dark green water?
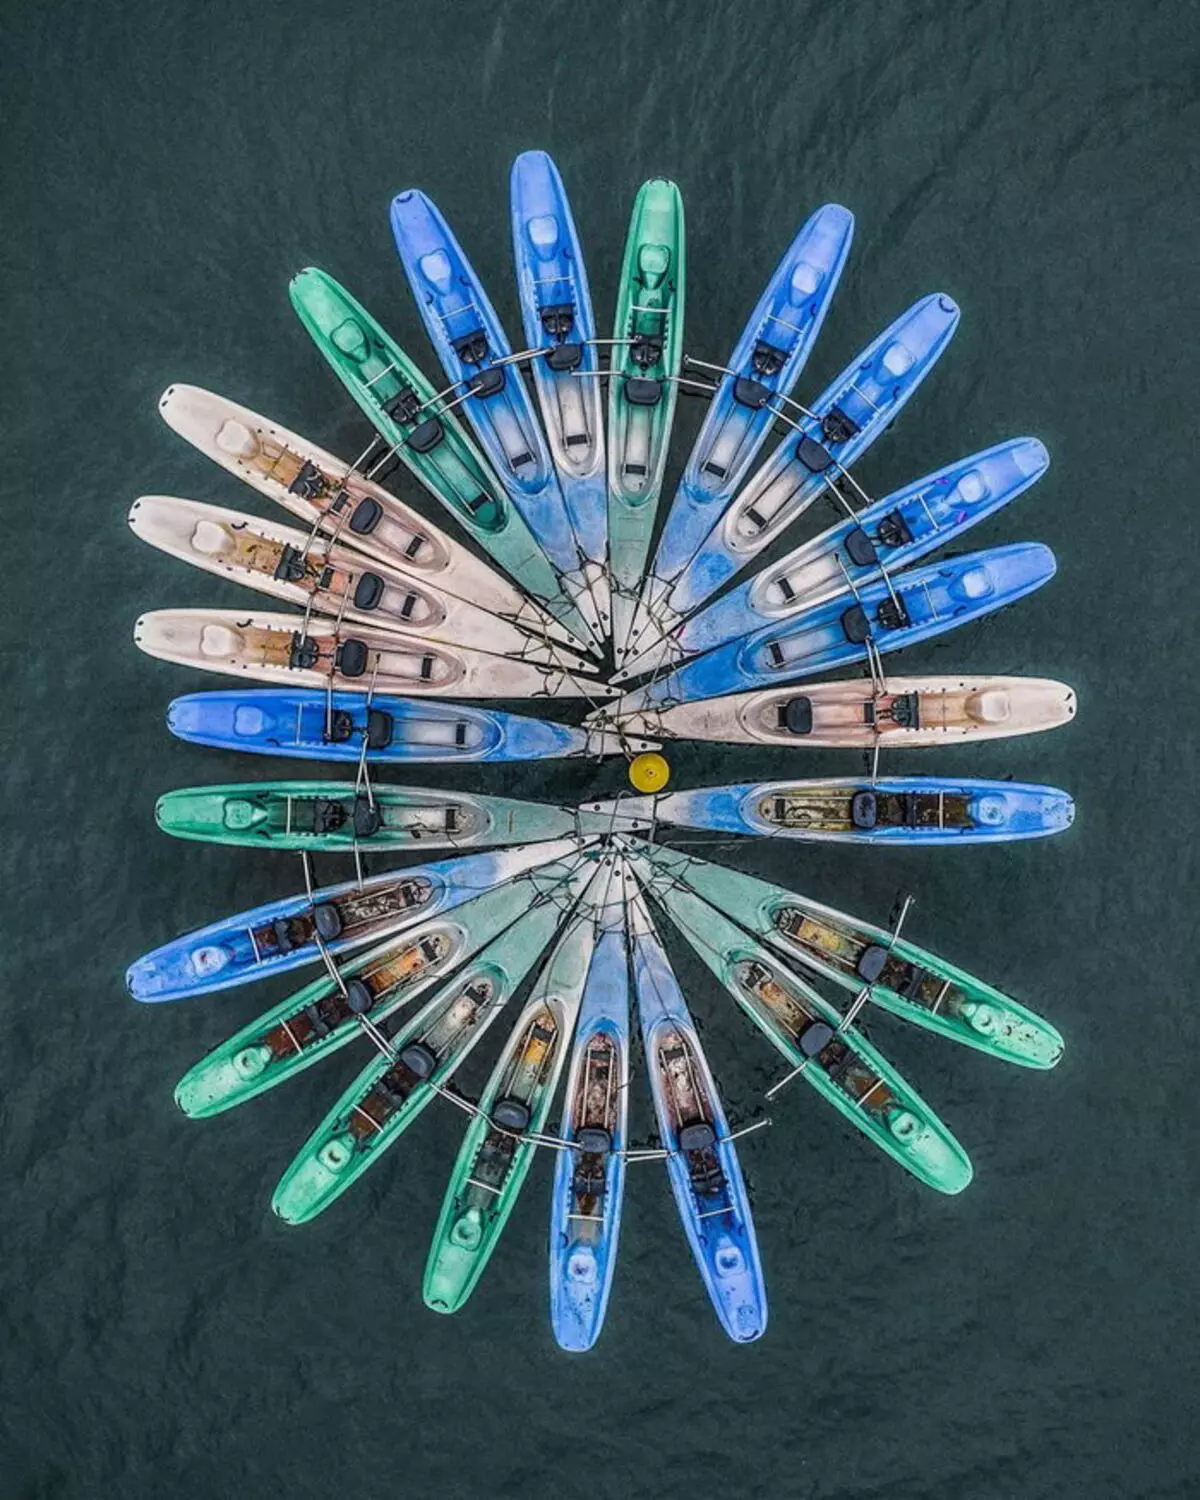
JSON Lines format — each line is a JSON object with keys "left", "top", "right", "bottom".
{"left": 4, "top": 2, "right": 1198, "bottom": 1495}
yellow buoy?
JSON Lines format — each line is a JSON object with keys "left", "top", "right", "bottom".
{"left": 629, "top": 752, "right": 671, "bottom": 794}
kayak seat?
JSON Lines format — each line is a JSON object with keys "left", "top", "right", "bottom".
{"left": 795, "top": 435, "right": 834, "bottom": 473}
{"left": 290, "top": 633, "right": 321, "bottom": 671}
{"left": 821, "top": 405, "right": 860, "bottom": 445}
{"left": 630, "top": 334, "right": 663, "bottom": 369}
{"left": 288, "top": 460, "right": 328, "bottom": 500}
{"left": 540, "top": 304, "right": 576, "bottom": 339}
{"left": 844, "top": 528, "right": 878, "bottom": 568}
{"left": 384, "top": 387, "right": 423, "bottom": 426}
{"left": 856, "top": 944, "right": 889, "bottom": 984}
{"left": 778, "top": 696, "right": 814, "bottom": 735}
{"left": 733, "top": 376, "right": 771, "bottom": 410}
{"left": 492, "top": 1097, "right": 531, "bottom": 1133}
{"left": 366, "top": 709, "right": 393, "bottom": 749}
{"left": 877, "top": 596, "right": 911, "bottom": 631}
{"left": 851, "top": 790, "right": 878, "bottom": 830}
{"left": 273, "top": 544, "right": 308, "bottom": 583}
{"left": 751, "top": 339, "right": 789, "bottom": 378}
{"left": 312, "top": 799, "right": 349, "bottom": 834}
{"left": 352, "top": 795, "right": 383, "bottom": 839}
{"left": 328, "top": 710, "right": 356, "bottom": 744}
{"left": 343, "top": 979, "right": 374, "bottom": 1015}
{"left": 467, "top": 367, "right": 506, "bottom": 399}
{"left": 799, "top": 1019, "right": 835, "bottom": 1058}
{"left": 452, "top": 331, "right": 490, "bottom": 366}
{"left": 353, "top": 573, "right": 385, "bottom": 611}
{"left": 877, "top": 510, "right": 914, "bottom": 549}
{"left": 312, "top": 903, "right": 344, "bottom": 942}
{"left": 406, "top": 417, "right": 445, "bottom": 454}
{"left": 577, "top": 1126, "right": 613, "bottom": 1156}
{"left": 679, "top": 1121, "right": 716, "bottom": 1154}
{"left": 547, "top": 342, "right": 582, "bottom": 372}
{"left": 841, "top": 604, "right": 871, "bottom": 644}
{"left": 888, "top": 692, "right": 921, "bottom": 729}
{"left": 626, "top": 377, "right": 662, "bottom": 407}
{"left": 347, "top": 497, "right": 382, "bottom": 535}
{"left": 336, "top": 639, "right": 369, "bottom": 678}
{"left": 399, "top": 1041, "right": 437, "bottom": 1080}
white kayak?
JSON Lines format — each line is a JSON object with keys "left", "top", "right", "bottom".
{"left": 128, "top": 495, "right": 594, "bottom": 673}
{"left": 134, "top": 609, "right": 616, "bottom": 700}
{"left": 601, "top": 675, "right": 1078, "bottom": 748}
{"left": 157, "top": 383, "right": 589, "bottom": 654}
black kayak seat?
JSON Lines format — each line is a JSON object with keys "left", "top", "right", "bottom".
{"left": 406, "top": 416, "right": 444, "bottom": 454}
{"left": 841, "top": 604, "right": 871, "bottom": 644}
{"left": 313, "top": 798, "right": 348, "bottom": 834}
{"left": 877, "top": 596, "right": 911, "bottom": 631}
{"left": 399, "top": 1041, "right": 437, "bottom": 1080}
{"left": 780, "top": 696, "right": 814, "bottom": 735}
{"left": 365, "top": 709, "right": 393, "bottom": 749}
{"left": 290, "top": 633, "right": 321, "bottom": 670}
{"left": 343, "top": 979, "right": 374, "bottom": 1015}
{"left": 273, "top": 545, "right": 308, "bottom": 583}
{"left": 329, "top": 710, "right": 356, "bottom": 744}
{"left": 821, "top": 405, "right": 860, "bottom": 445}
{"left": 312, "top": 903, "right": 344, "bottom": 942}
{"left": 796, "top": 434, "right": 834, "bottom": 473}
{"left": 577, "top": 1126, "right": 613, "bottom": 1156}
{"left": 467, "top": 366, "right": 506, "bottom": 399}
{"left": 336, "top": 639, "right": 369, "bottom": 678}
{"left": 856, "top": 944, "right": 889, "bottom": 984}
{"left": 889, "top": 692, "right": 921, "bottom": 730}
{"left": 540, "top": 303, "right": 575, "bottom": 338}
{"left": 679, "top": 1121, "right": 716, "bottom": 1154}
{"left": 876, "top": 509, "right": 913, "bottom": 549}
{"left": 630, "top": 334, "right": 663, "bottom": 368}
{"left": 751, "top": 339, "right": 789, "bottom": 378}
{"left": 547, "top": 341, "right": 583, "bottom": 372}
{"left": 492, "top": 1097, "right": 531, "bottom": 1133}
{"left": 348, "top": 497, "right": 383, "bottom": 535}
{"left": 626, "top": 376, "right": 662, "bottom": 407}
{"left": 384, "top": 386, "right": 423, "bottom": 426}
{"left": 844, "top": 527, "right": 878, "bottom": 568}
{"left": 353, "top": 573, "right": 385, "bottom": 611}
{"left": 288, "top": 460, "right": 326, "bottom": 499}
{"left": 733, "top": 375, "right": 771, "bottom": 410}
{"left": 799, "top": 1020, "right": 835, "bottom": 1058}
{"left": 851, "top": 790, "right": 878, "bottom": 830}
{"left": 352, "top": 795, "right": 383, "bottom": 839}
{"left": 452, "top": 331, "right": 490, "bottom": 365}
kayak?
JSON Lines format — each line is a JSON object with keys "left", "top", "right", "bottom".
{"left": 605, "top": 542, "right": 1057, "bottom": 713}
{"left": 630, "top": 203, "right": 854, "bottom": 650}
{"left": 628, "top": 885, "right": 766, "bottom": 1343}
{"left": 165, "top": 690, "right": 653, "bottom": 763}
{"left": 510, "top": 151, "right": 610, "bottom": 632}
{"left": 624, "top": 848, "right": 971, "bottom": 1192}
{"left": 599, "top": 776, "right": 1075, "bottom": 845}
{"left": 128, "top": 494, "right": 591, "bottom": 671}
{"left": 388, "top": 190, "right": 600, "bottom": 641}
{"left": 606, "top": 675, "right": 1077, "bottom": 750}
{"left": 423, "top": 866, "right": 608, "bottom": 1314}
{"left": 607, "top": 180, "right": 686, "bottom": 663}
{"left": 155, "top": 780, "right": 641, "bottom": 852}
{"left": 651, "top": 293, "right": 961, "bottom": 635}
{"left": 548, "top": 859, "right": 633, "bottom": 1351}
{"left": 272, "top": 866, "right": 593, "bottom": 1226}
{"left": 627, "top": 842, "right": 1064, "bottom": 1068}
{"left": 175, "top": 855, "right": 584, "bottom": 1117}
{"left": 289, "top": 267, "right": 594, "bottom": 646}
{"left": 134, "top": 609, "right": 611, "bottom": 701}
{"left": 156, "top": 384, "right": 580, "bottom": 650}
{"left": 126, "top": 836, "right": 587, "bottom": 1003}
{"left": 622, "top": 435, "right": 1049, "bottom": 675}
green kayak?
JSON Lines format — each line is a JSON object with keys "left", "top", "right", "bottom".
{"left": 624, "top": 849, "right": 971, "bottom": 1193}
{"left": 627, "top": 842, "right": 1064, "bottom": 1069}
{"left": 289, "top": 267, "right": 591, "bottom": 644}
{"left": 422, "top": 871, "right": 602, "bottom": 1314}
{"left": 606, "top": 181, "right": 685, "bottom": 660}
{"left": 174, "top": 857, "right": 583, "bottom": 1119}
{"left": 156, "top": 781, "right": 621, "bottom": 853}
{"left": 271, "top": 860, "right": 593, "bottom": 1227}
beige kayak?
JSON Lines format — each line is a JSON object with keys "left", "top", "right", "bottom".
{"left": 601, "top": 674, "right": 1076, "bottom": 747}
{"left": 157, "top": 384, "right": 586, "bottom": 653}
{"left": 135, "top": 609, "right": 616, "bottom": 701}
{"left": 127, "top": 495, "right": 593, "bottom": 673}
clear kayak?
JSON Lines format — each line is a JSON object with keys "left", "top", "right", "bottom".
{"left": 600, "top": 776, "right": 1075, "bottom": 845}
{"left": 510, "top": 150, "right": 610, "bottom": 633}
{"left": 128, "top": 494, "right": 591, "bottom": 671}
{"left": 623, "top": 435, "right": 1049, "bottom": 676}
{"left": 388, "top": 189, "right": 600, "bottom": 642}
{"left": 624, "top": 846, "right": 971, "bottom": 1192}
{"left": 176, "top": 856, "right": 584, "bottom": 1118}
{"left": 609, "top": 674, "right": 1076, "bottom": 749}
{"left": 654, "top": 293, "right": 961, "bottom": 633}
{"left": 134, "top": 608, "right": 610, "bottom": 701}
{"left": 628, "top": 885, "right": 766, "bottom": 1343}
{"left": 606, "top": 541, "right": 1056, "bottom": 713}
{"left": 607, "top": 180, "right": 686, "bottom": 662}
{"left": 422, "top": 866, "right": 609, "bottom": 1314}
{"left": 272, "top": 863, "right": 592, "bottom": 1227}
{"left": 125, "top": 836, "right": 587, "bottom": 1003}
{"left": 165, "top": 690, "right": 650, "bottom": 763}
{"left": 547, "top": 860, "right": 633, "bottom": 1351}
{"left": 155, "top": 781, "right": 640, "bottom": 853}
{"left": 632, "top": 203, "right": 854, "bottom": 645}
{"left": 627, "top": 842, "right": 1065, "bottom": 1068}
{"left": 289, "top": 267, "right": 595, "bottom": 647}
{"left": 156, "top": 384, "right": 579, "bottom": 650}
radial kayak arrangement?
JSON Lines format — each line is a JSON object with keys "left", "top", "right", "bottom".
{"left": 129, "top": 150, "right": 1077, "bottom": 1351}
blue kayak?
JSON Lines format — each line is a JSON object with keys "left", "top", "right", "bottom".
{"left": 548, "top": 876, "right": 631, "bottom": 1352}
{"left": 510, "top": 152, "right": 610, "bottom": 632}
{"left": 641, "top": 203, "right": 854, "bottom": 609}
{"left": 389, "top": 189, "right": 598, "bottom": 639}
{"left": 605, "top": 778, "right": 1074, "bottom": 845}
{"left": 165, "top": 690, "right": 650, "bottom": 763}
{"left": 126, "top": 838, "right": 587, "bottom": 1003}
{"left": 658, "top": 293, "right": 961, "bottom": 628}
{"left": 665, "top": 437, "right": 1050, "bottom": 664}
{"left": 629, "top": 887, "right": 767, "bottom": 1343}
{"left": 610, "top": 541, "right": 1056, "bottom": 713}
